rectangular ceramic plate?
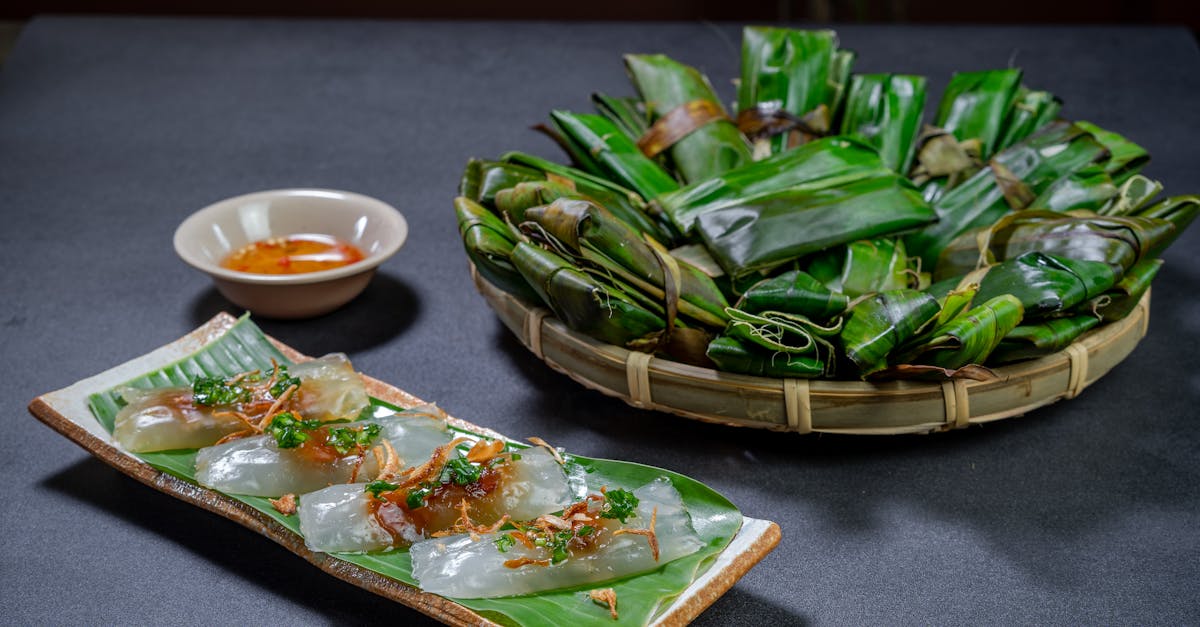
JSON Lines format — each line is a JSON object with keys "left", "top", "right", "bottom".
{"left": 28, "top": 313, "right": 780, "bottom": 626}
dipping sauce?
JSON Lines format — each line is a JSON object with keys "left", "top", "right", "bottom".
{"left": 221, "top": 234, "right": 365, "bottom": 275}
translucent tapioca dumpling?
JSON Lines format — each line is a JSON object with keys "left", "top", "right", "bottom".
{"left": 297, "top": 446, "right": 574, "bottom": 553}
{"left": 112, "top": 354, "right": 368, "bottom": 452}
{"left": 410, "top": 477, "right": 704, "bottom": 598}
{"left": 194, "top": 404, "right": 454, "bottom": 497}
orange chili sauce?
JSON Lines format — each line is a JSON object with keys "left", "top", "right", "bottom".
{"left": 221, "top": 234, "right": 365, "bottom": 275}
{"left": 370, "top": 464, "right": 513, "bottom": 546}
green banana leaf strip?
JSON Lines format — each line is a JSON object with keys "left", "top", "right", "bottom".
{"left": 935, "top": 68, "right": 1022, "bottom": 159}
{"left": 934, "top": 283, "right": 980, "bottom": 326}
{"left": 1098, "top": 175, "right": 1163, "bottom": 217}
{"left": 839, "top": 73, "right": 927, "bottom": 173}
{"left": 524, "top": 198, "right": 730, "bottom": 328}
{"left": 736, "top": 269, "right": 849, "bottom": 321}
{"left": 695, "top": 174, "right": 936, "bottom": 280}
{"left": 1076, "top": 120, "right": 1150, "bottom": 185}
{"left": 500, "top": 151, "right": 678, "bottom": 244}
{"left": 455, "top": 197, "right": 538, "bottom": 301}
{"left": 658, "top": 135, "right": 892, "bottom": 234}
{"left": 1134, "top": 195, "right": 1199, "bottom": 251}
{"left": 972, "top": 252, "right": 1118, "bottom": 318}
{"left": 550, "top": 110, "right": 681, "bottom": 200}
{"left": 841, "top": 289, "right": 941, "bottom": 376}
{"left": 997, "top": 87, "right": 1062, "bottom": 151}
{"left": 592, "top": 92, "right": 651, "bottom": 139}
{"left": 936, "top": 210, "right": 1175, "bottom": 281}
{"left": 459, "top": 159, "right": 544, "bottom": 208}
{"left": 828, "top": 49, "right": 857, "bottom": 120}
{"left": 806, "top": 237, "right": 915, "bottom": 299}
{"left": 86, "top": 316, "right": 742, "bottom": 627}
{"left": 1029, "top": 165, "right": 1117, "bottom": 213}
{"left": 901, "top": 294, "right": 1024, "bottom": 369}
{"left": 908, "top": 121, "right": 1112, "bottom": 270}
{"left": 706, "top": 335, "right": 831, "bottom": 378}
{"left": 990, "top": 314, "right": 1102, "bottom": 364}
{"left": 1082, "top": 258, "right": 1161, "bottom": 323}
{"left": 737, "top": 27, "right": 837, "bottom": 154}
{"left": 723, "top": 307, "right": 842, "bottom": 355}
{"left": 511, "top": 242, "right": 666, "bottom": 348}
{"left": 624, "top": 54, "right": 753, "bottom": 183}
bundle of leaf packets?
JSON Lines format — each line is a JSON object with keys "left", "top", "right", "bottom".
{"left": 455, "top": 26, "right": 1197, "bottom": 380}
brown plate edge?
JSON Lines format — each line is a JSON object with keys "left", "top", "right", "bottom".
{"left": 27, "top": 312, "right": 778, "bottom": 626}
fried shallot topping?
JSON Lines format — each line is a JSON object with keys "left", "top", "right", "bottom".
{"left": 399, "top": 437, "right": 473, "bottom": 489}
{"left": 588, "top": 588, "right": 619, "bottom": 620}
{"left": 373, "top": 439, "right": 401, "bottom": 481}
{"left": 431, "top": 498, "right": 512, "bottom": 539}
{"left": 257, "top": 383, "right": 298, "bottom": 430}
{"left": 466, "top": 439, "right": 506, "bottom": 464}
{"left": 213, "top": 428, "right": 257, "bottom": 445}
{"left": 269, "top": 493, "right": 297, "bottom": 516}
{"left": 613, "top": 507, "right": 659, "bottom": 561}
{"left": 503, "top": 557, "right": 552, "bottom": 569}
{"left": 526, "top": 436, "right": 565, "bottom": 465}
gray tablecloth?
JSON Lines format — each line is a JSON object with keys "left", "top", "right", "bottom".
{"left": 2, "top": 16, "right": 1198, "bottom": 625}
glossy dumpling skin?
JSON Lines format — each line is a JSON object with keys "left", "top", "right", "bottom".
{"left": 298, "top": 447, "right": 573, "bottom": 553}
{"left": 410, "top": 477, "right": 704, "bottom": 598}
{"left": 111, "top": 354, "right": 369, "bottom": 453}
{"left": 112, "top": 386, "right": 245, "bottom": 453}
{"left": 194, "top": 406, "right": 452, "bottom": 497}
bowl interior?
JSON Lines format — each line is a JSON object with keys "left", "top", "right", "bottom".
{"left": 175, "top": 189, "right": 407, "bottom": 283}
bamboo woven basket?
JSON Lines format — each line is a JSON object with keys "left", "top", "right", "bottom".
{"left": 470, "top": 265, "right": 1151, "bottom": 435}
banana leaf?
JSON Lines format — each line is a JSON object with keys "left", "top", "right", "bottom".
{"left": 455, "top": 197, "right": 538, "bottom": 301}
{"left": 1098, "top": 175, "right": 1162, "bottom": 217}
{"left": 523, "top": 198, "right": 730, "bottom": 328}
{"left": 839, "top": 73, "right": 927, "bottom": 173}
{"left": 592, "top": 92, "right": 650, "bottom": 139}
{"left": 971, "top": 252, "right": 1118, "bottom": 317}
{"left": 907, "top": 121, "right": 1112, "bottom": 270}
{"left": 657, "top": 135, "right": 891, "bottom": 233}
{"left": 1028, "top": 165, "right": 1118, "bottom": 213}
{"left": 550, "top": 110, "right": 680, "bottom": 201}
{"left": 989, "top": 314, "right": 1102, "bottom": 364}
{"left": 1076, "top": 120, "right": 1150, "bottom": 185}
{"left": 695, "top": 174, "right": 936, "bottom": 281}
{"left": 1083, "top": 258, "right": 1161, "bottom": 322}
{"left": 936, "top": 211, "right": 1175, "bottom": 281}
{"left": 897, "top": 295, "right": 1024, "bottom": 369}
{"left": 459, "top": 159, "right": 544, "bottom": 208}
{"left": 723, "top": 308, "right": 842, "bottom": 356}
{"left": 624, "top": 54, "right": 753, "bottom": 183}
{"left": 706, "top": 334, "right": 832, "bottom": 378}
{"left": 840, "top": 289, "right": 941, "bottom": 376}
{"left": 1134, "top": 195, "right": 1199, "bottom": 247}
{"left": 500, "top": 151, "right": 677, "bottom": 243}
{"left": 737, "top": 27, "right": 839, "bottom": 154}
{"left": 736, "top": 269, "right": 849, "bottom": 321}
{"left": 806, "top": 237, "right": 916, "bottom": 298}
{"left": 935, "top": 69, "right": 1023, "bottom": 160}
{"left": 997, "top": 87, "right": 1061, "bottom": 150}
{"left": 934, "top": 283, "right": 979, "bottom": 327}
{"left": 828, "top": 50, "right": 857, "bottom": 120}
{"left": 510, "top": 242, "right": 666, "bottom": 349}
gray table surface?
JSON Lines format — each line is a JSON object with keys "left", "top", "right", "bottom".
{"left": 2, "top": 16, "right": 1198, "bottom": 626}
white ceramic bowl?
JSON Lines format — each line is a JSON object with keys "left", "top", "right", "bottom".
{"left": 174, "top": 189, "right": 408, "bottom": 319}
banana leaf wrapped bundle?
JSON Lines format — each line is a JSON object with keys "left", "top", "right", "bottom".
{"left": 592, "top": 93, "right": 650, "bottom": 139}
{"left": 936, "top": 211, "right": 1176, "bottom": 281}
{"left": 706, "top": 308, "right": 840, "bottom": 378}
{"left": 624, "top": 54, "right": 753, "bottom": 184}
{"left": 1097, "top": 175, "right": 1162, "bottom": 217}
{"left": 838, "top": 74, "right": 927, "bottom": 173}
{"left": 736, "top": 270, "right": 849, "bottom": 321}
{"left": 695, "top": 174, "right": 936, "bottom": 281}
{"left": 455, "top": 197, "right": 537, "bottom": 301}
{"left": 989, "top": 314, "right": 1103, "bottom": 364}
{"left": 1083, "top": 258, "right": 1161, "bottom": 322}
{"left": 1076, "top": 121, "right": 1150, "bottom": 185}
{"left": 1029, "top": 165, "right": 1118, "bottom": 213}
{"left": 997, "top": 87, "right": 1062, "bottom": 150}
{"left": 460, "top": 159, "right": 545, "bottom": 208}
{"left": 894, "top": 295, "right": 1024, "bottom": 370}
{"left": 1136, "top": 195, "right": 1199, "bottom": 238}
{"left": 736, "top": 27, "right": 854, "bottom": 155}
{"left": 657, "top": 135, "right": 893, "bottom": 233}
{"left": 907, "top": 121, "right": 1112, "bottom": 269}
{"left": 840, "top": 289, "right": 941, "bottom": 377}
{"left": 806, "top": 237, "right": 923, "bottom": 299}
{"left": 521, "top": 198, "right": 730, "bottom": 328}
{"left": 970, "top": 252, "right": 1118, "bottom": 317}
